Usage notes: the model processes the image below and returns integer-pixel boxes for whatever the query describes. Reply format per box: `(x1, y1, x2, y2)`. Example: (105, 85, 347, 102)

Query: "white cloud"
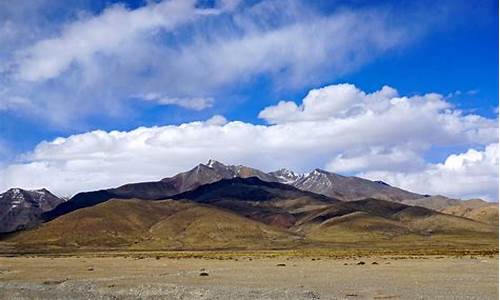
(361, 143, 499, 201)
(205, 115, 228, 126)
(258, 83, 496, 146)
(164, 11, 409, 93)
(1, 84, 497, 200)
(15, 0, 199, 81)
(259, 84, 399, 123)
(137, 93, 214, 110)
(0, 0, 431, 125)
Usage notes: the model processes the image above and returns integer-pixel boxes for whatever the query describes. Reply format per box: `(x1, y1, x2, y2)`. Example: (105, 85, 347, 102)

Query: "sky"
(0, 0, 498, 200)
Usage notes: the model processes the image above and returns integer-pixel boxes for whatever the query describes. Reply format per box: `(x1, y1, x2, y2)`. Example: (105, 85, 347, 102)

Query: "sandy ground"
(0, 255, 497, 299)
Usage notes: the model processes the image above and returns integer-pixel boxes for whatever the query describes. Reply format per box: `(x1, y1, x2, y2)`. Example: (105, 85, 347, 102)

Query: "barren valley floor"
(0, 254, 497, 299)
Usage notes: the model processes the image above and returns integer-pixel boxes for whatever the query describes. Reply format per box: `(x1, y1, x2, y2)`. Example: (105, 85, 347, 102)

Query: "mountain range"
(38, 159, 428, 223)
(0, 160, 497, 252)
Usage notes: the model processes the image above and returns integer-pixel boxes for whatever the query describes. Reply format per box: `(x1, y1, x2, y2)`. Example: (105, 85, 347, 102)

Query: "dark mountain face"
(0, 188, 64, 233)
(171, 177, 334, 204)
(42, 190, 118, 222)
(111, 181, 178, 200)
(170, 177, 338, 229)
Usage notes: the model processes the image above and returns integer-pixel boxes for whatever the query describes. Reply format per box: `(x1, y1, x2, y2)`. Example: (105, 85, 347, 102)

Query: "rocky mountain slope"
(0, 188, 64, 233)
(271, 168, 422, 202)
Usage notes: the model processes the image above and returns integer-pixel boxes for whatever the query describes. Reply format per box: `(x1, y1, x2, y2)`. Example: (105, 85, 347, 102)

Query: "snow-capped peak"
(207, 159, 225, 168)
(279, 168, 299, 177)
(207, 159, 216, 168)
(270, 168, 301, 184)
(311, 169, 323, 176)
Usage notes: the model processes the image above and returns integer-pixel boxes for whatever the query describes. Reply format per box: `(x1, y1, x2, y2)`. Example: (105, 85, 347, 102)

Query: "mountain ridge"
(2, 160, 497, 234)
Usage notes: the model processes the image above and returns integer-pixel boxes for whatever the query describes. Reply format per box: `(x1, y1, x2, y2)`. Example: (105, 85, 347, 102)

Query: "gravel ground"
(0, 255, 497, 299)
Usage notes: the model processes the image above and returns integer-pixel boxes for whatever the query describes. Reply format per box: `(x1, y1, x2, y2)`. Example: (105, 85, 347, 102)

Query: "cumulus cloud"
(1, 84, 497, 200)
(259, 84, 399, 123)
(259, 83, 496, 146)
(361, 143, 499, 201)
(0, 0, 433, 125)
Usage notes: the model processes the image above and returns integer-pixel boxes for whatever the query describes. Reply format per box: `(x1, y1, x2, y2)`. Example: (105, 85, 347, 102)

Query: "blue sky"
(0, 0, 498, 200)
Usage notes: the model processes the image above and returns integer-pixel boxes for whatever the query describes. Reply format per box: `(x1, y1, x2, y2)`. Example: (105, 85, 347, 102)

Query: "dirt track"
(0, 255, 497, 299)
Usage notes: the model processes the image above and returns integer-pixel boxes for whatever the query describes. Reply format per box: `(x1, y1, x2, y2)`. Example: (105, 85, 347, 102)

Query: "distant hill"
(402, 195, 463, 211)
(439, 199, 499, 225)
(403, 196, 499, 225)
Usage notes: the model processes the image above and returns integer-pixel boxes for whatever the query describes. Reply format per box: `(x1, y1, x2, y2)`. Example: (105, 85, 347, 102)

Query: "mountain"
(170, 176, 334, 204)
(7, 177, 497, 252)
(43, 160, 276, 222)
(271, 168, 422, 202)
(0, 188, 64, 233)
(114, 159, 275, 199)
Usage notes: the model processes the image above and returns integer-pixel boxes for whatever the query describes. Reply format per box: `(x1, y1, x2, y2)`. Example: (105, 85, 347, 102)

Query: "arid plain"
(0, 254, 497, 299)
